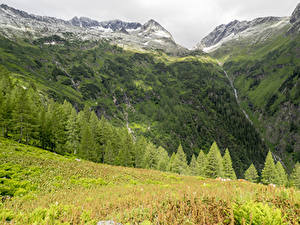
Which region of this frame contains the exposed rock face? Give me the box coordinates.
[197,16,289,52]
[0,4,187,55]
[288,3,300,34]
[197,3,300,52]
[290,3,300,23]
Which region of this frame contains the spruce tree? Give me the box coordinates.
[290,162,300,189]
[223,148,236,179]
[142,142,159,169]
[134,137,147,168]
[79,122,97,161]
[244,163,259,183]
[205,141,224,178]
[65,108,80,155]
[261,151,278,185]
[189,154,199,176]
[156,146,169,171]
[103,141,115,165]
[276,161,288,186]
[171,144,188,175]
[167,152,176,172]
[196,150,206,176]
[117,128,135,167]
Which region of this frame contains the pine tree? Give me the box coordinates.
[142,142,159,169]
[117,128,135,167]
[65,108,80,155]
[11,88,37,144]
[79,122,97,161]
[205,141,224,178]
[261,151,278,185]
[223,148,236,179]
[89,112,101,162]
[189,154,199,176]
[276,161,288,186]
[196,150,206,176]
[156,146,169,171]
[171,144,188,175]
[244,163,259,183]
[290,162,300,189]
[103,141,115,165]
[167,152,176,172]
[134,137,147,168]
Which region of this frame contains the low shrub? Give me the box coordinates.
[234,201,285,225]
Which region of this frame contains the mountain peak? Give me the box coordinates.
[290,3,300,23]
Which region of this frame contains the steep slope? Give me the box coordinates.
[197,16,290,53]
[0,4,187,55]
[0,34,268,176]
[197,3,300,169]
[1,138,299,224]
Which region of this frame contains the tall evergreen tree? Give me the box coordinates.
[205,141,224,178]
[223,148,236,179]
[196,150,206,177]
[156,146,169,171]
[171,144,188,175]
[276,161,288,186]
[261,151,278,185]
[290,162,300,189]
[244,163,259,183]
[189,154,199,176]
[167,152,176,172]
[11,88,37,144]
[142,142,159,169]
[79,122,97,161]
[103,141,114,165]
[134,137,148,168]
[65,108,80,155]
[117,128,135,167]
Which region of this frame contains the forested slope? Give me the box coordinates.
[0,35,267,176]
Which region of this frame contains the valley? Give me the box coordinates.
[0,2,299,224]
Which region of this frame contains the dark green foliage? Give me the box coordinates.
[170,144,188,175]
[205,142,224,178]
[276,161,288,186]
[261,151,278,185]
[196,150,206,177]
[244,163,259,183]
[189,155,199,176]
[290,162,300,189]
[223,149,237,179]
[0,36,268,177]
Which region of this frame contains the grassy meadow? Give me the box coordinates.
[0,138,299,224]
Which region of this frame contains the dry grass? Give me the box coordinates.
[0,138,299,224]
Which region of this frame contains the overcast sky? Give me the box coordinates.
[2,0,299,48]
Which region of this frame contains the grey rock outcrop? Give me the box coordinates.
[0,4,187,55]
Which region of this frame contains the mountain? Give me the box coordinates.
[197,16,290,53]
[0,4,270,177]
[0,4,187,55]
[197,3,300,168]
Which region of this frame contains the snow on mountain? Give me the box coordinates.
[0,4,187,55]
[197,16,290,53]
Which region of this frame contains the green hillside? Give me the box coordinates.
[212,30,300,170]
[1,138,299,224]
[0,35,267,176]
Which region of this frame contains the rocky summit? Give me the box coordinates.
[0,4,187,55]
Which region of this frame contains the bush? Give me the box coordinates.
[234,201,284,225]
[0,163,39,197]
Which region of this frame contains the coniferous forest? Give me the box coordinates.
[0,69,299,187]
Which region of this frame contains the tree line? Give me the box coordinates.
[0,71,299,188]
